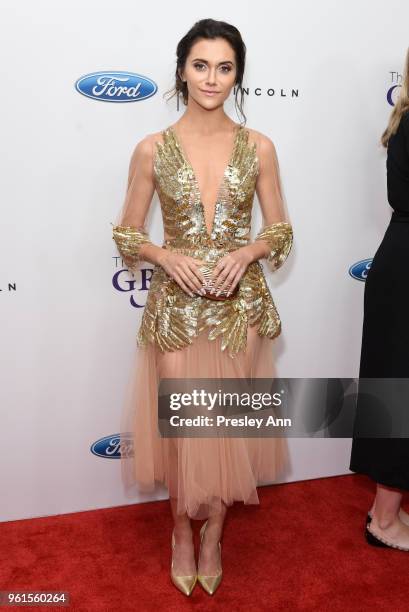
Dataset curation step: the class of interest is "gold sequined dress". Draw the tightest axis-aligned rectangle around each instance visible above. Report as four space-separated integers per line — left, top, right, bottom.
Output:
113 124 293 519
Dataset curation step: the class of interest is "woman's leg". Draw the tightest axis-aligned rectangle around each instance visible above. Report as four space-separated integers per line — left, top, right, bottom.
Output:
198 501 227 575
196 324 268 573
369 484 409 546
169 496 196 575
158 348 197 575
160 324 266 576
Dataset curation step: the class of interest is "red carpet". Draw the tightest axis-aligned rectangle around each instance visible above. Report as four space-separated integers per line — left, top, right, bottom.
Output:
2 474 409 611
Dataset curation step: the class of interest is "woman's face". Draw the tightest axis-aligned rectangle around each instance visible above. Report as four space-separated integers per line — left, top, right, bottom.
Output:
180 37 237 109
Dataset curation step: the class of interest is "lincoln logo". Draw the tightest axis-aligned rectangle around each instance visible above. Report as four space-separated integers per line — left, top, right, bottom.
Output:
75 71 157 103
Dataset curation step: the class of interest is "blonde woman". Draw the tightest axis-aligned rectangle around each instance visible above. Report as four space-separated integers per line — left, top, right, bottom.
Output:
112 19 292 596
350 47 409 551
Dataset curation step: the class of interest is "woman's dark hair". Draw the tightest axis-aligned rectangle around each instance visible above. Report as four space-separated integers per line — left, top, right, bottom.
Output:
164 18 247 125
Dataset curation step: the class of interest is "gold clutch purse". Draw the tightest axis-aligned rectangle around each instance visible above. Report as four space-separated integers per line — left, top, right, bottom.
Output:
198 261 239 301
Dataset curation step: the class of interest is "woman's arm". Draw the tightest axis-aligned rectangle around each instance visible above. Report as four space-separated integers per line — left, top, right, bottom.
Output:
206 132 293 297
112 135 206 295
243 132 293 269
112 135 166 270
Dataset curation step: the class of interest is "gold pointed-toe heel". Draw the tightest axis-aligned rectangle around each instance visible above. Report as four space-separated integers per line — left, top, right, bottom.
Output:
197 520 223 595
170 531 197 596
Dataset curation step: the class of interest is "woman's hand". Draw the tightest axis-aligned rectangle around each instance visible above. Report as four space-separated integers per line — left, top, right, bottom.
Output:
208 247 254 297
157 250 207 297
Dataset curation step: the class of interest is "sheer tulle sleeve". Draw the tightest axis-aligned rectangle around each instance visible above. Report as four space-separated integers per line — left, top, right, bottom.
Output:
111 136 156 271
254 134 293 270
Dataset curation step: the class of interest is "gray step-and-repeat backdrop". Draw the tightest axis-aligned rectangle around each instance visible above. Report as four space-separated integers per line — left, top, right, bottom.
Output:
2 0 407 521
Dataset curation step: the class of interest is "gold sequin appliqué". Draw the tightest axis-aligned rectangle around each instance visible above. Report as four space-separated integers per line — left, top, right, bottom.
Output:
134 125 290 358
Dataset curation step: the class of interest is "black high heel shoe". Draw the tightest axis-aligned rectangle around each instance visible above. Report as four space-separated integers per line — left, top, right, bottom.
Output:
365 524 409 551
365 511 409 552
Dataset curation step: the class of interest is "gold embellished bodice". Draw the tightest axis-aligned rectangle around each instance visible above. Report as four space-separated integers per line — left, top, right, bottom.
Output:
131 124 287 358
155 125 255 249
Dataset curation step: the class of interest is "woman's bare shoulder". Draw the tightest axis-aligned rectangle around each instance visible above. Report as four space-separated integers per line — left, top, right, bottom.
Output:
245 126 276 147
245 126 278 159
128 130 165 163
147 129 167 145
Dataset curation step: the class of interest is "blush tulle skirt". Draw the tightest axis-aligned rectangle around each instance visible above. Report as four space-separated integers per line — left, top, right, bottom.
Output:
119 323 289 520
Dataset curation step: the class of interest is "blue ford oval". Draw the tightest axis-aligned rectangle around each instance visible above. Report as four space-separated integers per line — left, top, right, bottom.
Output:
90 433 134 459
349 258 372 281
75 71 157 103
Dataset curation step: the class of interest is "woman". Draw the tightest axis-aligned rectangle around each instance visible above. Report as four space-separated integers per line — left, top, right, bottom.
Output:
112 19 293 595
349 47 409 552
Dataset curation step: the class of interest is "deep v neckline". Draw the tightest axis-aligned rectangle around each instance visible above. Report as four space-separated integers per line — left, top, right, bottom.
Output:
168 123 242 238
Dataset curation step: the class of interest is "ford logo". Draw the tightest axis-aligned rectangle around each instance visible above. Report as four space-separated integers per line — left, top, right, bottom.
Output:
349 258 372 281
90 433 134 459
75 71 157 103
